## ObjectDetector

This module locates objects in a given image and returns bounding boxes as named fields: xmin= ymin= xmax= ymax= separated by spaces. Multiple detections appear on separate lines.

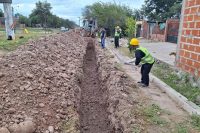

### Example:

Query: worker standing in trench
xmin=127 ymin=38 xmax=155 ymax=87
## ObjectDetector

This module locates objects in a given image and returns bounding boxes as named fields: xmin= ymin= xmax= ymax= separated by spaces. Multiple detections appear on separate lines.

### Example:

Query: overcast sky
xmin=0 ymin=0 xmax=144 ymax=24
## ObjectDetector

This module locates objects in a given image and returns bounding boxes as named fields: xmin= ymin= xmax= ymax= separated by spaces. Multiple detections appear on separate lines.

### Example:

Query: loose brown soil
xmin=79 ymin=42 xmax=113 ymax=133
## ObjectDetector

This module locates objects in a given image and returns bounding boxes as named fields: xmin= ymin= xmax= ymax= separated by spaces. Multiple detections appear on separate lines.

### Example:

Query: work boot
xmin=138 ymin=83 xmax=148 ymax=87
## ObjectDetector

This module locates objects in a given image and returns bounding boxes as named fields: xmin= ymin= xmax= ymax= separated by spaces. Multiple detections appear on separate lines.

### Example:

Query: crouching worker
xmin=129 ymin=38 xmax=155 ymax=87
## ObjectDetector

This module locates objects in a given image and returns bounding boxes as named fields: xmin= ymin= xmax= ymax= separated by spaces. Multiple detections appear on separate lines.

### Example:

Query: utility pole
xmin=0 ymin=0 xmax=15 ymax=40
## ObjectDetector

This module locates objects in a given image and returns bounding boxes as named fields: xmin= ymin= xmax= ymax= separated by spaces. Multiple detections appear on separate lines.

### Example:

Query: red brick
xmin=193 ymin=38 xmax=200 ymax=45
xmin=184 ymin=44 xmax=189 ymax=50
xmin=188 ymin=0 xmax=196 ymax=6
xmin=196 ymin=0 xmax=200 ymax=5
xmin=188 ymin=15 xmax=194 ymax=21
xmin=184 ymin=51 xmax=191 ymax=58
xmin=186 ymin=30 xmax=191 ymax=35
xmin=194 ymin=62 xmax=200 ymax=67
xmin=189 ymin=22 xmax=195 ymax=28
xmin=191 ymin=53 xmax=198 ymax=60
xmin=185 ymin=8 xmax=190 ymax=14
xmin=185 ymin=65 xmax=190 ymax=72
xmin=184 ymin=16 xmax=188 ymax=21
xmin=190 ymin=7 xmax=198 ymax=14
xmin=190 ymin=67 xmax=195 ymax=74
xmin=180 ymin=57 xmax=187 ymax=63
xmin=187 ymin=38 xmax=193 ymax=43
xmin=193 ymin=14 xmax=200 ymax=21
xmin=192 ymin=30 xmax=200 ymax=36
xmin=180 ymin=50 xmax=185 ymax=56
xmin=181 ymin=36 xmax=187 ymax=42
xmin=183 ymin=22 xmax=188 ymax=28
xmin=190 ymin=7 xmax=199 ymax=14
xmin=189 ymin=45 xmax=195 ymax=51
xmin=186 ymin=1 xmax=189 ymax=7
xmin=196 ymin=22 xmax=200 ymax=28
xmin=187 ymin=59 xmax=193 ymax=66
xmin=198 ymin=55 xmax=200 ymax=61
xmin=195 ymin=46 xmax=200 ymax=52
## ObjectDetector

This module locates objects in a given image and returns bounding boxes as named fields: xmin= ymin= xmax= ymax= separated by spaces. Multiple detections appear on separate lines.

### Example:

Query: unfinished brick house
xmin=176 ymin=0 xmax=200 ymax=77
xmin=136 ymin=19 xmax=180 ymax=43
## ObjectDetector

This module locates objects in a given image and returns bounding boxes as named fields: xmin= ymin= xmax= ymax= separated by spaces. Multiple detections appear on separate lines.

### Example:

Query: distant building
xmin=136 ymin=19 xmax=180 ymax=43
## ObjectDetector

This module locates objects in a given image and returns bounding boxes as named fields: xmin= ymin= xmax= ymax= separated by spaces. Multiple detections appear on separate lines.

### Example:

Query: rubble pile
xmin=0 ymin=31 xmax=87 ymax=132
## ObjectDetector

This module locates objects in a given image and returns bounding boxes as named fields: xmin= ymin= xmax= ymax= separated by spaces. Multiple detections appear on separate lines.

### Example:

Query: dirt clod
xmin=0 ymin=127 xmax=10 ymax=133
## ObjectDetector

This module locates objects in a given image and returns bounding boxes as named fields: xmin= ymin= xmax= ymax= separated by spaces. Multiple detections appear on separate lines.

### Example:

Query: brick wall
xmin=176 ymin=0 xmax=200 ymax=77
xmin=151 ymin=23 xmax=166 ymax=41
xmin=141 ymin=21 xmax=148 ymax=39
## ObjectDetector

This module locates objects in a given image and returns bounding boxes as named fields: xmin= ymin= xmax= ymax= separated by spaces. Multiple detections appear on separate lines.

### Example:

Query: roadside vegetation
xmin=0 ymin=28 xmax=59 ymax=51
xmin=141 ymin=104 xmax=200 ymax=133
xmin=152 ymin=61 xmax=200 ymax=106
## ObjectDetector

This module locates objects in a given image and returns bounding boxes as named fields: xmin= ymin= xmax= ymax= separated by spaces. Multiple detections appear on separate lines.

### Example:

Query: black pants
xmin=141 ymin=63 xmax=154 ymax=86
xmin=114 ymin=36 xmax=119 ymax=48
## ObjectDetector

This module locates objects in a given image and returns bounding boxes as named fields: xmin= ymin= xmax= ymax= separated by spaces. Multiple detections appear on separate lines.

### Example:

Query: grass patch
xmin=131 ymin=126 xmax=142 ymax=133
xmin=143 ymin=104 xmax=167 ymax=126
xmin=191 ymin=114 xmax=200 ymax=130
xmin=0 ymin=28 xmax=58 ymax=51
xmin=118 ymin=46 xmax=134 ymax=58
xmin=152 ymin=61 xmax=200 ymax=105
xmin=174 ymin=123 xmax=189 ymax=133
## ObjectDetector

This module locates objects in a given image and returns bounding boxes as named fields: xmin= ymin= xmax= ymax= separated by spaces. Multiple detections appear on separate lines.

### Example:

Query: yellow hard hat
xmin=116 ymin=26 xmax=120 ymax=29
xmin=130 ymin=38 xmax=139 ymax=46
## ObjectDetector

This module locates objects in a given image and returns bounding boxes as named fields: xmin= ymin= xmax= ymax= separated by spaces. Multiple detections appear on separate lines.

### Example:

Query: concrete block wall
xmin=177 ymin=0 xmax=200 ymax=77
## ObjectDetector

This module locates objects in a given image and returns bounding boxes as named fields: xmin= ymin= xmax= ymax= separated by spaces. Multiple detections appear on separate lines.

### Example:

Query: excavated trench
xmin=79 ymin=42 xmax=114 ymax=133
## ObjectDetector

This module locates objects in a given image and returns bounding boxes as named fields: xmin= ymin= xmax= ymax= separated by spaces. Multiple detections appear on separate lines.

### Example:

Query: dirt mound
xmin=95 ymin=44 xmax=144 ymax=132
xmin=0 ymin=30 xmax=144 ymax=132
xmin=0 ymin=31 xmax=87 ymax=132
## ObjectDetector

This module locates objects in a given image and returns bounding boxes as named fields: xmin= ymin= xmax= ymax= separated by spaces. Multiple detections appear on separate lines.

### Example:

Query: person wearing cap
xmin=114 ymin=26 xmax=121 ymax=48
xmin=129 ymin=38 xmax=155 ymax=87
xmin=100 ymin=27 xmax=106 ymax=49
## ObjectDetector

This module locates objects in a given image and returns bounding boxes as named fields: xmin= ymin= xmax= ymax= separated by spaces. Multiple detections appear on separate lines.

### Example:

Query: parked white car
xmin=60 ymin=27 xmax=69 ymax=32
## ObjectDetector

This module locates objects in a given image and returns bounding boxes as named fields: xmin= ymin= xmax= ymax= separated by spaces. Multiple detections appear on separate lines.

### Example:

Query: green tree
xmin=16 ymin=13 xmax=30 ymax=26
xmin=0 ymin=9 xmax=3 ymax=17
xmin=29 ymin=1 xmax=52 ymax=27
xmin=82 ymin=2 xmax=133 ymax=36
xmin=142 ymin=0 xmax=182 ymax=21
xmin=125 ymin=17 xmax=136 ymax=52
xmin=133 ymin=9 xmax=145 ymax=21
xmin=125 ymin=17 xmax=136 ymax=39
xmin=29 ymin=1 xmax=76 ymax=28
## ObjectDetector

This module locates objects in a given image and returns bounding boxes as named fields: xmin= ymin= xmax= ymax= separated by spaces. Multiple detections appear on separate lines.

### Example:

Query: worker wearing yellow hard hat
xmin=129 ymin=38 xmax=155 ymax=87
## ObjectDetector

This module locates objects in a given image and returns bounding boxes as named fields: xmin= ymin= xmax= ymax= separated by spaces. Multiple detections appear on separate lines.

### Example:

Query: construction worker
xmin=100 ymin=27 xmax=106 ymax=49
xmin=88 ymin=18 xmax=94 ymax=36
xmin=114 ymin=26 xmax=121 ymax=48
xmin=130 ymin=38 xmax=155 ymax=87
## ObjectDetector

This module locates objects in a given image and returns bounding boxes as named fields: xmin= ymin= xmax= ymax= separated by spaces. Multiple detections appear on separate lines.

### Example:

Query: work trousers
xmin=141 ymin=63 xmax=154 ymax=86
xmin=101 ymin=37 xmax=105 ymax=48
xmin=114 ymin=36 xmax=119 ymax=48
